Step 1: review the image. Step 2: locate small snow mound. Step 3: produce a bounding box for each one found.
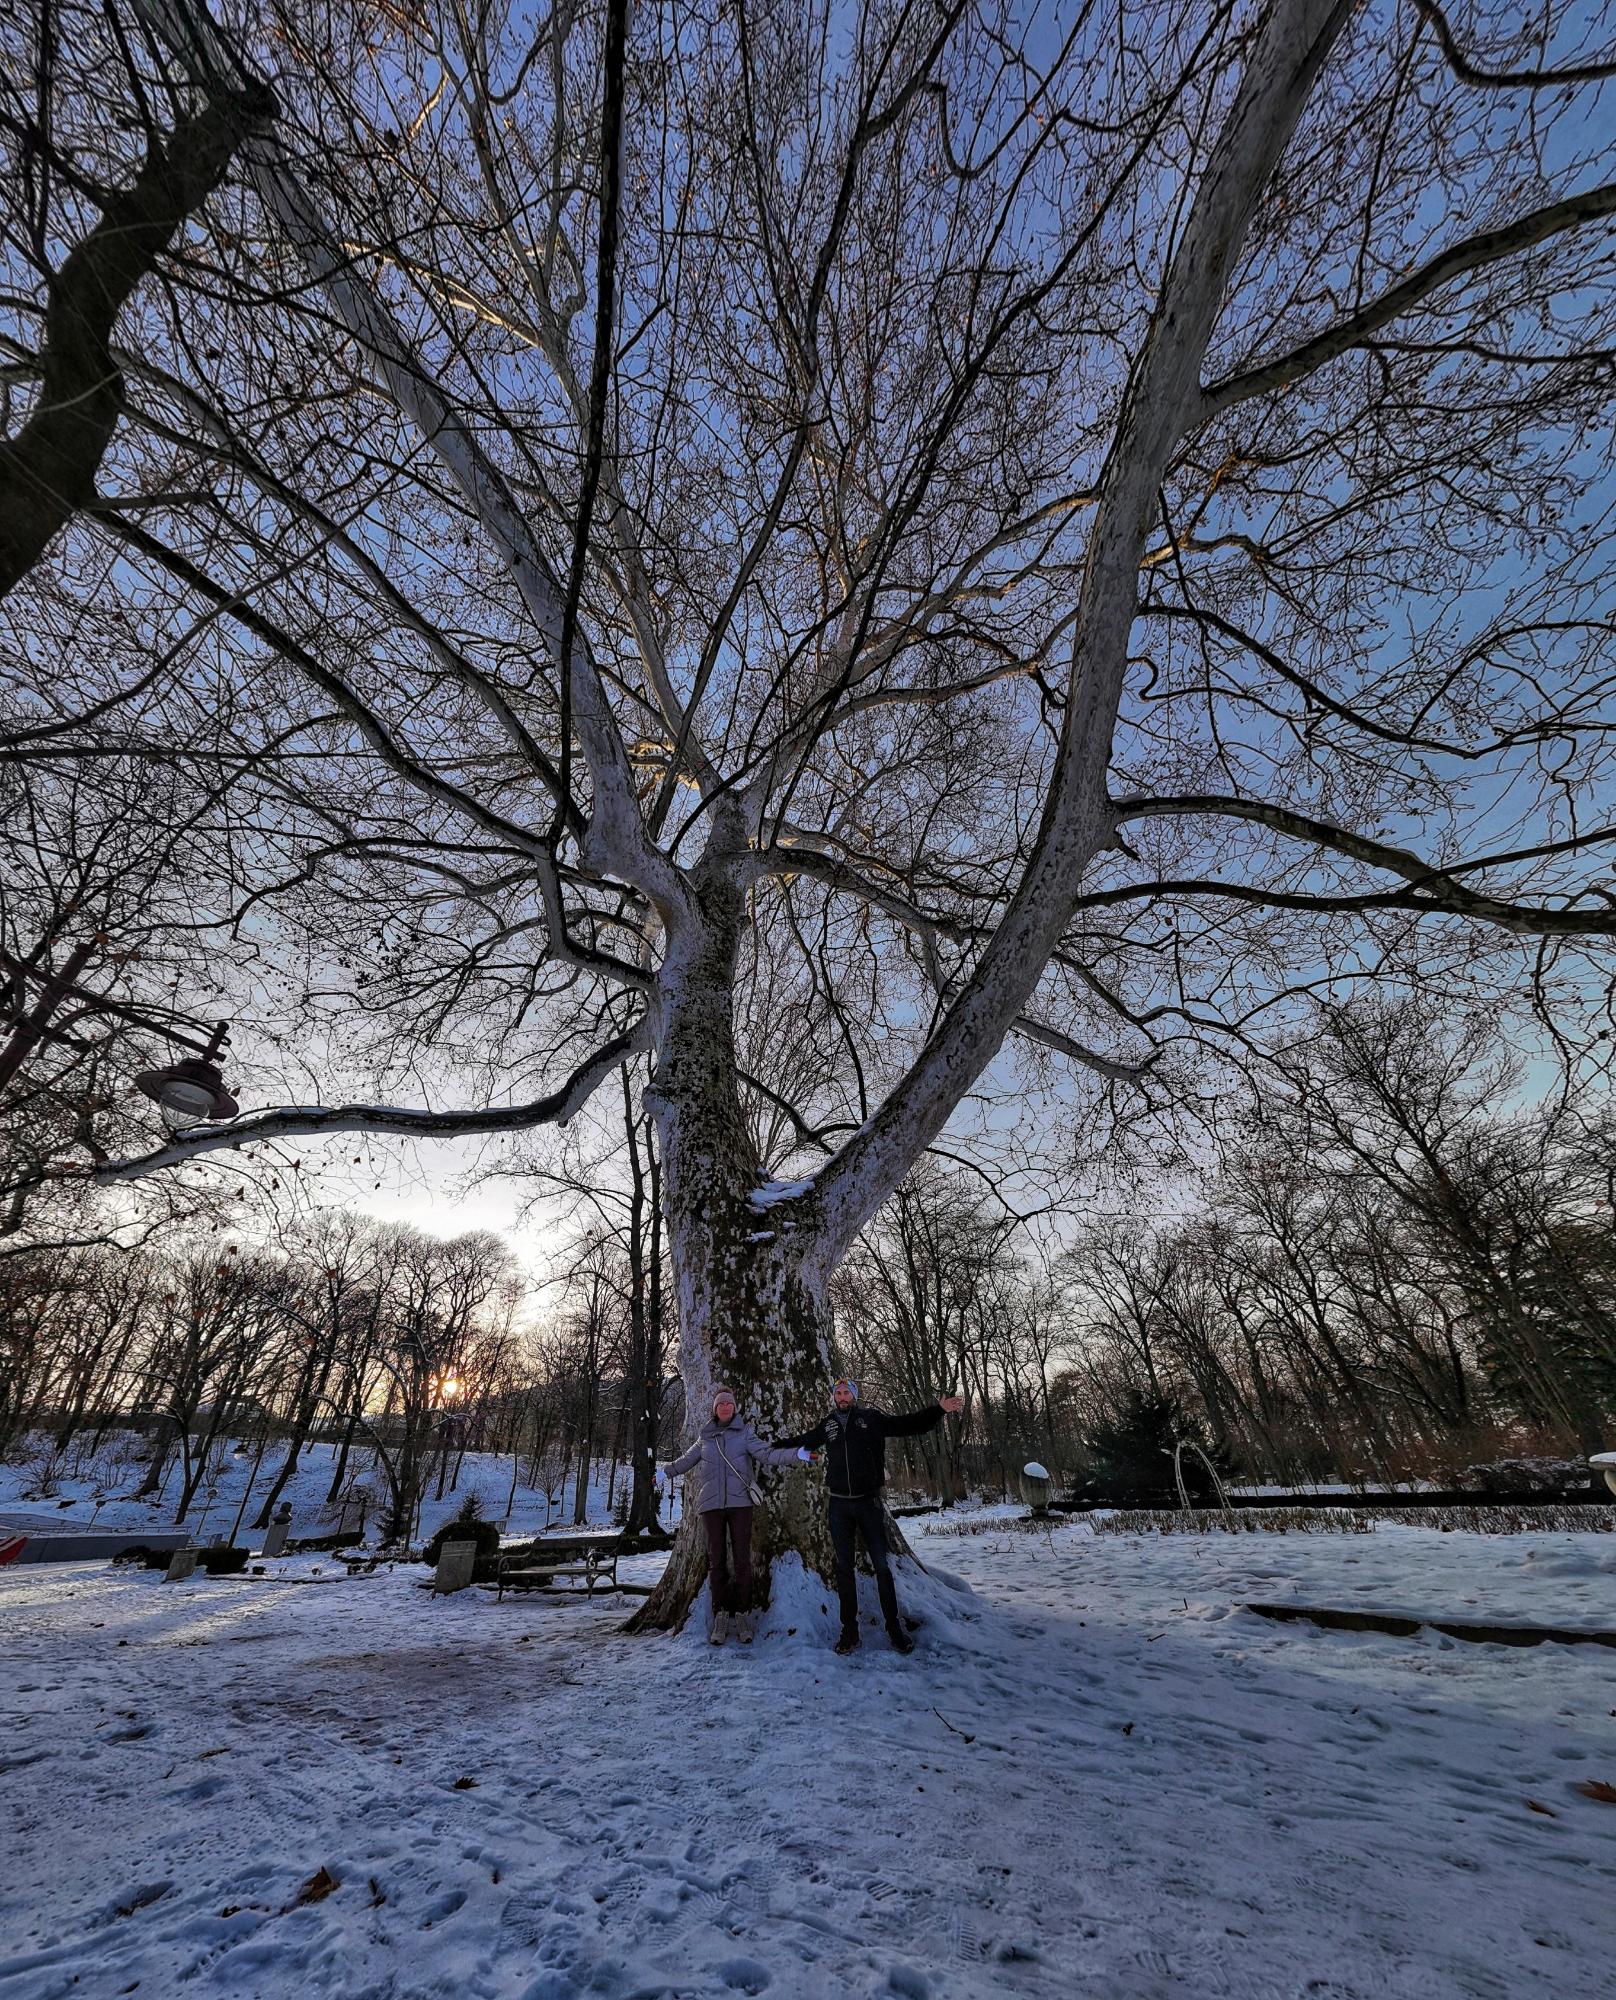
[1022,1461,1050,1480]
[747,1176,815,1209]
[671,1550,982,1654]
[749,1553,850,1646]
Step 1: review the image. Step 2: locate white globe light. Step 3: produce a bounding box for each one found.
[158,1076,217,1117]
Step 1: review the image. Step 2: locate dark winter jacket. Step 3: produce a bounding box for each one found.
[774,1402,945,1500]
[670,1417,800,1513]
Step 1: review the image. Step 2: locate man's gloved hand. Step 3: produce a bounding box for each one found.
[797,1448,817,1463]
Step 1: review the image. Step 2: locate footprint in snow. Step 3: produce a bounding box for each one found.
[170,1773,230,1803]
[886,1967,932,1999]
[718,1954,772,1991]
[418,1886,468,1926]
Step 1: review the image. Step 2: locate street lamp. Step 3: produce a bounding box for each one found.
[133,1023,239,1123]
[0,940,241,1124]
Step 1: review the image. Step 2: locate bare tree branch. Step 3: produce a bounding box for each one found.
[0,79,272,598]
[1412,0,1616,89]
[810,0,1358,1266]
[1107,792,1616,935]
[1201,181,1616,420]
[84,1019,651,1183]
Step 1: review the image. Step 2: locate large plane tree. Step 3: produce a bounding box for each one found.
[3,0,1614,1620]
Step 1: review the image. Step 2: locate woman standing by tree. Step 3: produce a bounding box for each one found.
[666,1389,801,1646]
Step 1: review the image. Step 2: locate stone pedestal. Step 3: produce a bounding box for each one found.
[260,1518,291,1558]
[163,1546,198,1582]
[434,1537,477,1594]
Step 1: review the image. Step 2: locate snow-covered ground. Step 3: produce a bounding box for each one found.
[0,1436,652,1547]
[2,1516,1613,1999]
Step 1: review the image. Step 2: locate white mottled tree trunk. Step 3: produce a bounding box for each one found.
[628,840,850,1629]
[627,0,1351,1622]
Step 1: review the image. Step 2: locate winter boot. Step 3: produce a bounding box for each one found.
[834,1626,861,1656]
[886,1623,916,1656]
[709,1609,730,1646]
[734,1611,754,1644]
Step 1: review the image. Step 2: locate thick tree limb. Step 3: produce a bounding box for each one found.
[1008,1012,1158,1082]
[1412,0,1616,88]
[1107,793,1616,935]
[85,1020,651,1184]
[0,81,272,600]
[1201,182,1616,420]
[807,0,1357,1269]
[553,0,629,837]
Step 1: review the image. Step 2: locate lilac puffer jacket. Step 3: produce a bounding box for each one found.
[670,1417,799,1513]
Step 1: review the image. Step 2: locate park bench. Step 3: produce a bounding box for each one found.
[493,1532,624,1601]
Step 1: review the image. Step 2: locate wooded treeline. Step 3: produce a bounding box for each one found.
[0,1203,684,1543]
[840,1005,1615,1494]
[7,1005,1610,1519]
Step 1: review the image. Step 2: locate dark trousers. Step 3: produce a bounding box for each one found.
[702,1506,754,1615]
[828,1494,900,1634]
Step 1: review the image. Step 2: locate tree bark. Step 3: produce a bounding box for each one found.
[0,84,271,601]
[254,1347,334,1528]
[324,1399,360,1503]
[622,1090,668,1534]
[628,851,860,1627]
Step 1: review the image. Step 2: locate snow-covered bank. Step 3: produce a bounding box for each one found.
[1,1522,1612,1998]
[0,1436,655,1547]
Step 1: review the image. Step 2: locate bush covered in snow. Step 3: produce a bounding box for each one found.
[420,1493,501,1566]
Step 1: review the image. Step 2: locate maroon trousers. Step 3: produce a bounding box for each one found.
[702,1506,754,1615]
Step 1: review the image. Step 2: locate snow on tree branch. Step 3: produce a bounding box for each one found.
[85,1020,652,1184]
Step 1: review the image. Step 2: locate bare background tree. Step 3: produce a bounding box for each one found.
[0,1206,691,1542]
[3,0,1614,1620]
[8,997,1611,1528]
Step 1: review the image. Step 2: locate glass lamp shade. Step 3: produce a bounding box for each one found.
[134,1057,240,1123]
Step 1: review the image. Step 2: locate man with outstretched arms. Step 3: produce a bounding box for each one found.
[775,1378,964,1656]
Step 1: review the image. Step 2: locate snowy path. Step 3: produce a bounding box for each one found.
[1,1522,1612,1998]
